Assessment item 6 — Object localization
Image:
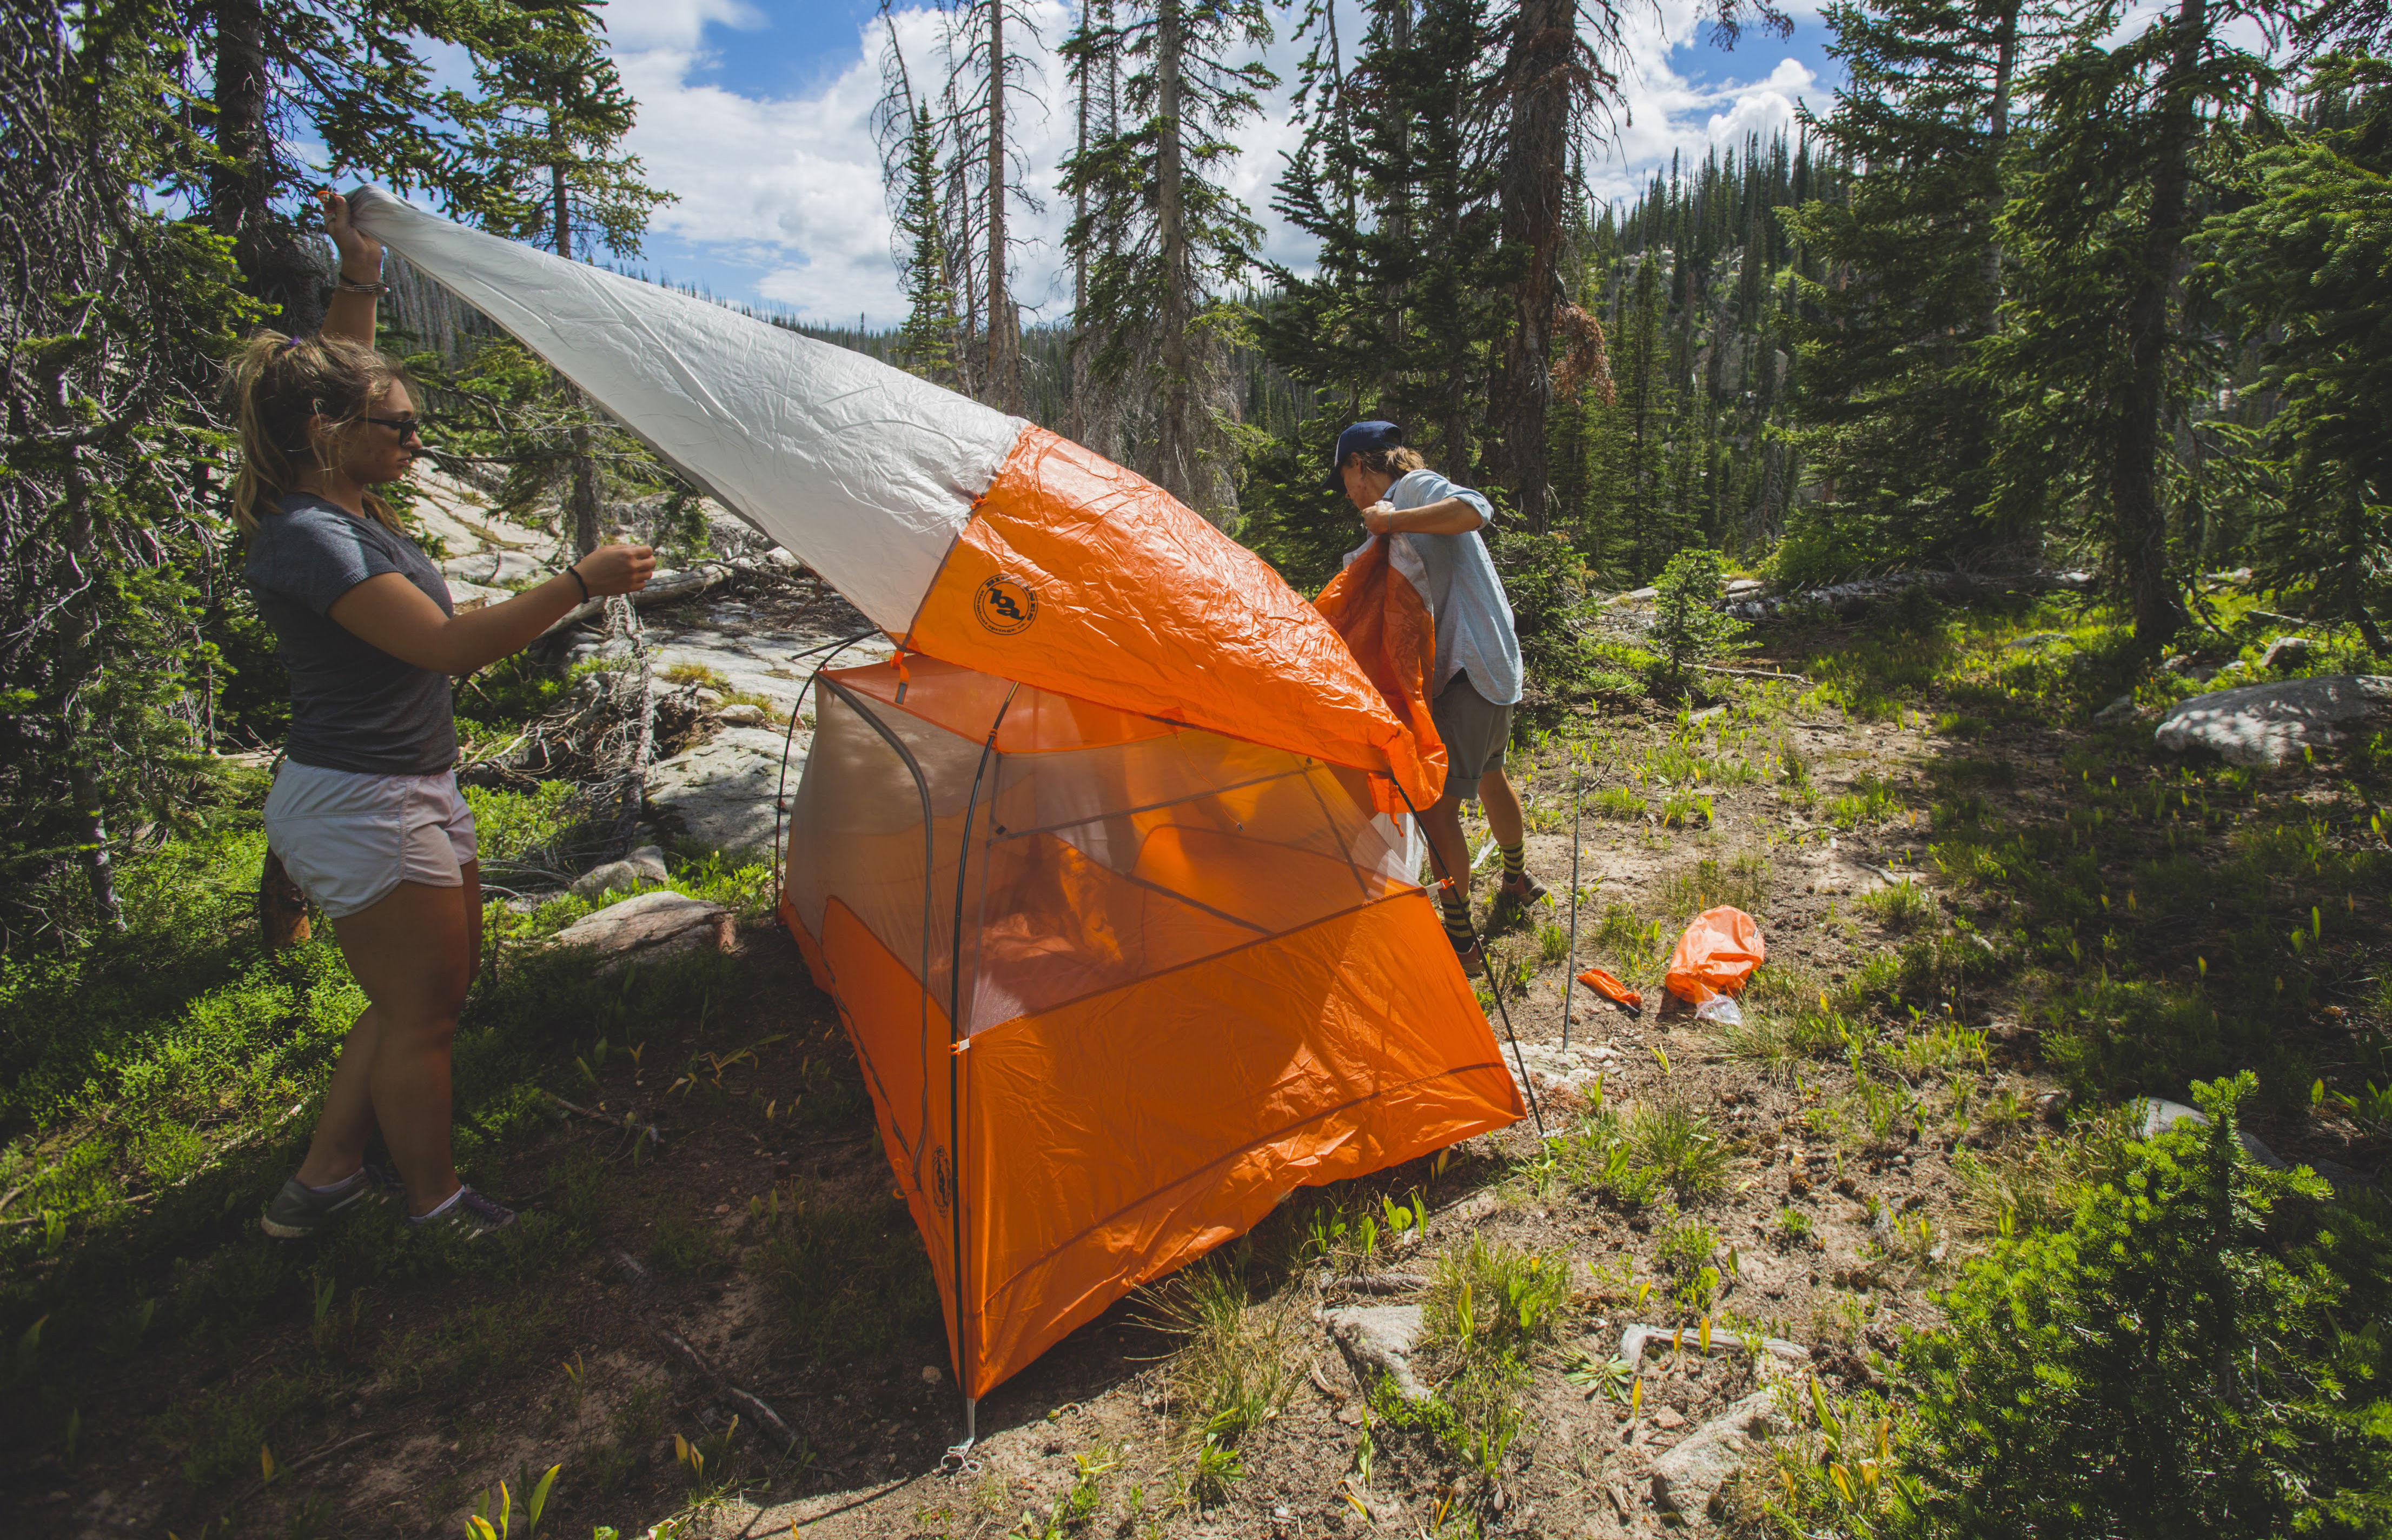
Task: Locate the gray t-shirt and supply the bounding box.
[244,494,457,775]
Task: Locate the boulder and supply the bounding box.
[2152,675,2392,767]
[1320,1304,1429,1401]
[2093,692,2138,723]
[2261,635,2315,671]
[646,726,801,855]
[715,702,768,727]
[1650,1389,1786,1522]
[549,891,731,971]
[568,845,668,900]
[2137,1096,2287,1170]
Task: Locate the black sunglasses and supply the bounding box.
[365,413,427,437]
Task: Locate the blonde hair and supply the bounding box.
[228,330,407,538]
[1350,444,1428,479]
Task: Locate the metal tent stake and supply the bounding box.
[1391,781,1546,1140]
[1561,768,1583,1050]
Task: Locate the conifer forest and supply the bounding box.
[5,0,2392,1535]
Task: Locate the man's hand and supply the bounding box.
[1361,500,1399,536]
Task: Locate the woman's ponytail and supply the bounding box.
[227,330,404,539]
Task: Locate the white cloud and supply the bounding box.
[600,0,1840,325]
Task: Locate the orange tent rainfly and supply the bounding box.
[352,189,1526,1431]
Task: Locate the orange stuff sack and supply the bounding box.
[1574,966,1642,1017]
[1313,534,1445,822]
[1665,906,1766,1006]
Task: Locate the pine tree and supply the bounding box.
[3,0,250,930]
[1061,0,1274,521]
[186,0,526,325]
[1487,0,1628,530]
[939,0,1045,413]
[876,15,961,386]
[1781,0,2046,581]
[2201,54,2392,650]
[1981,0,2275,647]
[894,106,962,383]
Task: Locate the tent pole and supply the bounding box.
[1561,766,1583,1050]
[1390,780,1547,1140]
[944,686,1020,1452]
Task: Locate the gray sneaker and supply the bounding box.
[408,1185,516,1239]
[259,1170,375,1239]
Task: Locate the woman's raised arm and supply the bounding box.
[318,189,383,348]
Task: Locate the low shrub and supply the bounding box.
[1897,1074,2392,1537]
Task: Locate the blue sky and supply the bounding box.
[595,0,1849,327]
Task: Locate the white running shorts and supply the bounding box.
[263,762,478,919]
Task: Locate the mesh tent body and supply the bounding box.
[344,187,1524,1403]
[781,657,1520,1399]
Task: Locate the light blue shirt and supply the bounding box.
[1379,469,1522,707]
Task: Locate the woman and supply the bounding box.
[239,191,656,1239]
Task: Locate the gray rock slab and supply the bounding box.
[1651,1389,1786,1522]
[440,546,551,587]
[549,891,730,972]
[2153,675,2392,767]
[646,726,805,857]
[568,845,668,900]
[642,626,892,715]
[715,703,767,727]
[1320,1304,1428,1401]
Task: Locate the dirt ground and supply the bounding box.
[19,611,2375,1540]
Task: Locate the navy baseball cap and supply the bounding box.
[1326,420,1404,491]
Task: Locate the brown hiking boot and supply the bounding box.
[1498,872,1550,908]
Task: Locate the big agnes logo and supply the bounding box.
[972,574,1038,636]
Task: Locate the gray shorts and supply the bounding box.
[264,762,477,918]
[1432,673,1512,801]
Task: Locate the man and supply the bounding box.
[1329,420,1543,975]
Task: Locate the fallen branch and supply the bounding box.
[1693,663,1813,683]
[651,1325,805,1453]
[542,1090,620,1123]
[538,562,733,640]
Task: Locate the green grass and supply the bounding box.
[758,1186,942,1361]
[1142,1253,1289,1504]
[1552,1093,1733,1207]
[1861,879,1935,932]
[1654,851,1770,924]
[1592,786,1646,820]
